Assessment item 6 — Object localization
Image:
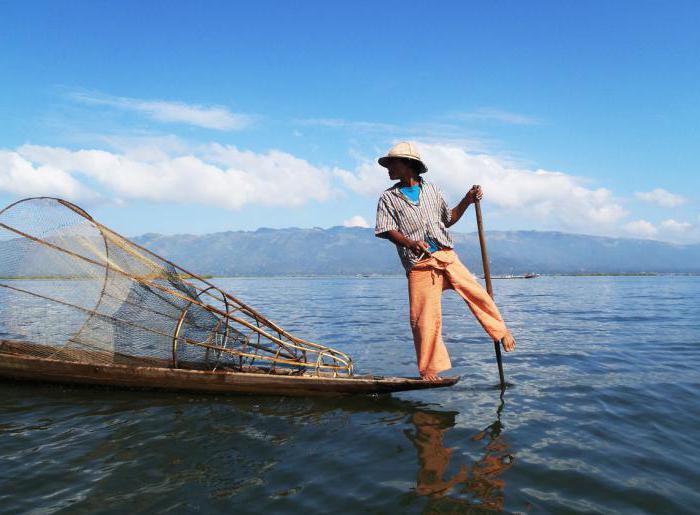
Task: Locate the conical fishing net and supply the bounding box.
[0,198,352,376]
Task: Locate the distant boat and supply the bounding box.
[483,273,539,280]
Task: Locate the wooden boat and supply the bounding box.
[0,198,460,397]
[0,340,459,396]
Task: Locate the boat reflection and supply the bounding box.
[406,397,514,510]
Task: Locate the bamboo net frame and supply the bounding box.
[0,198,353,376]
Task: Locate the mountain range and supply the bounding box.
[131,227,700,276]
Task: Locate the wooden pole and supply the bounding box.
[474,195,506,389]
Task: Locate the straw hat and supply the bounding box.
[377,141,427,173]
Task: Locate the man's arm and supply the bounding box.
[378,230,430,254]
[446,185,483,228]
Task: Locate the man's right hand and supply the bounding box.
[407,239,430,254]
[382,230,431,255]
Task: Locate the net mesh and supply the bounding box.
[0,198,353,376]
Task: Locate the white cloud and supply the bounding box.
[0,150,98,200]
[342,215,369,228]
[340,142,628,232]
[71,91,254,130]
[452,108,540,125]
[298,119,494,151]
[660,219,692,232]
[5,136,694,242]
[635,188,686,208]
[335,161,389,197]
[298,118,399,133]
[9,144,336,209]
[94,134,192,161]
[624,219,658,238]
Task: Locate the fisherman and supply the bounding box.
[375,142,516,381]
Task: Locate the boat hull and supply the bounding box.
[0,350,459,396]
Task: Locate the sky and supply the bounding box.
[1,1,699,242]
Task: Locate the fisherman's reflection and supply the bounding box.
[405,403,514,510]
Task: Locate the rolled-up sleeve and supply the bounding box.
[375,196,399,238]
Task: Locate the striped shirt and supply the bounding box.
[375,179,454,272]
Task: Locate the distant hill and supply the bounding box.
[131,227,700,276]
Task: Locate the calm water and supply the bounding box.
[1,275,699,513]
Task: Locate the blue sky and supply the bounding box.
[1,1,699,242]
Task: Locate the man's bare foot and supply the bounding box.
[420,373,440,381]
[500,332,516,352]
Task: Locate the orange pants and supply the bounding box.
[407,249,508,375]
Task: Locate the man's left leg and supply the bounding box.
[442,252,515,350]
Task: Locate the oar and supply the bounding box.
[474,193,506,390]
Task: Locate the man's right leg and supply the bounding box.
[408,262,452,378]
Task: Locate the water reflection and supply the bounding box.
[407,397,514,511]
[0,381,515,512]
